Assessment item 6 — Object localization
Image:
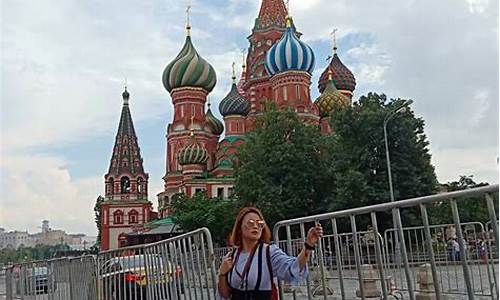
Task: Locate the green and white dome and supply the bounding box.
[178,136,209,166]
[162,35,217,93]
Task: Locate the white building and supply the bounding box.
[0,221,96,250]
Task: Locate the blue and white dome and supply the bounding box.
[265,22,315,76]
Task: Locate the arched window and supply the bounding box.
[118,233,127,248]
[121,177,130,194]
[108,177,114,195]
[113,210,124,224]
[128,209,139,224]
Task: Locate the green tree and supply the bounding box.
[170,192,237,246]
[328,93,438,228]
[428,175,496,224]
[94,195,105,246]
[234,104,334,228]
[0,244,75,265]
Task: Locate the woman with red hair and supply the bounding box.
[217,207,323,300]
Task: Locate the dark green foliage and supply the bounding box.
[234,104,334,229]
[0,244,75,265]
[170,192,238,246]
[94,195,105,247]
[329,93,437,207]
[327,93,438,230]
[234,94,438,232]
[428,176,497,224]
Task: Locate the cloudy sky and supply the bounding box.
[1,0,498,236]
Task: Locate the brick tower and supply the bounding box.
[100,88,153,250]
[158,14,222,215]
[244,0,289,121]
[265,14,319,124]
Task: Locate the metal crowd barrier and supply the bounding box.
[384,222,498,297]
[273,184,499,300]
[5,255,97,300]
[96,227,217,300]
[213,246,231,270]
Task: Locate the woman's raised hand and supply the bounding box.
[219,251,234,275]
[306,223,324,247]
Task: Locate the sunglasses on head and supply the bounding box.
[245,219,266,229]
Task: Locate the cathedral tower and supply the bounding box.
[159,9,221,215]
[243,0,289,116]
[100,88,153,250]
[265,13,318,123]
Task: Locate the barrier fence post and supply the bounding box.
[5,267,13,300]
[350,215,366,300]
[299,223,313,300]
[419,204,443,300]
[394,208,416,300]
[331,218,346,300]
[450,199,475,300]
[370,212,389,300]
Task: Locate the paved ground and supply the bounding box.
[1,264,498,299]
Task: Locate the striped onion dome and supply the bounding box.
[178,135,209,165]
[205,105,224,135]
[219,82,251,117]
[318,53,356,93]
[314,73,350,117]
[265,18,315,76]
[162,35,217,93]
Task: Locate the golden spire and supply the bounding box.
[241,49,246,71]
[331,28,338,54]
[231,62,236,83]
[285,0,292,27]
[186,5,192,36]
[190,115,195,137]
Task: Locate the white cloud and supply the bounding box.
[347,43,392,85]
[466,0,490,14]
[1,0,179,152]
[430,147,498,183]
[469,89,490,126]
[0,155,101,235]
[1,0,498,235]
[289,0,498,183]
[355,64,389,85]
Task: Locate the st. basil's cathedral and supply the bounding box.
[99,0,356,250]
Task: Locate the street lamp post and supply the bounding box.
[383,99,413,264]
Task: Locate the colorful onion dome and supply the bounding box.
[178,133,209,165]
[219,77,251,117]
[265,18,315,76]
[205,104,224,135]
[162,35,217,93]
[314,72,350,117]
[318,53,356,94]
